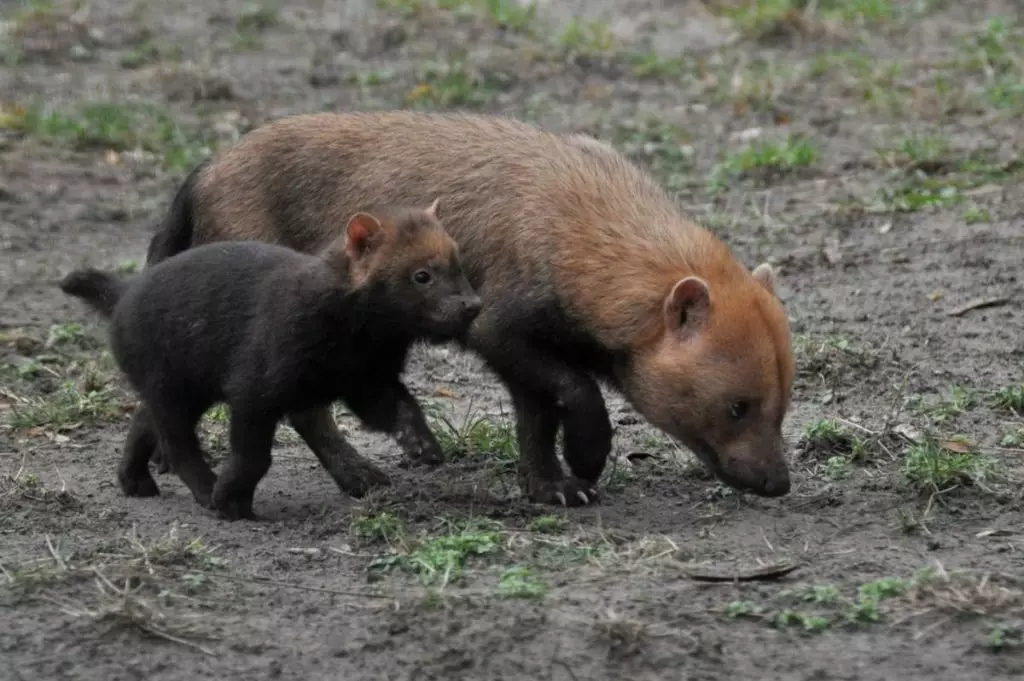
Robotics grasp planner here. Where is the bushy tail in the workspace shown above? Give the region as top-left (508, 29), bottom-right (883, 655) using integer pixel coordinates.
top-left (145, 158), bottom-right (209, 265)
top-left (59, 269), bottom-right (128, 318)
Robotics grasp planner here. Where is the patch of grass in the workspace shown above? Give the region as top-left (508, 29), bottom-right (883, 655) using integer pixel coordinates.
top-left (629, 50), bottom-right (686, 79)
top-left (527, 515), bottom-right (567, 534)
top-left (879, 134), bottom-right (951, 168)
top-left (912, 384), bottom-right (977, 423)
top-left (406, 57), bottom-right (509, 108)
top-left (351, 511), bottom-right (406, 546)
top-left (45, 322), bottom-right (94, 350)
top-left (6, 100), bottom-right (213, 172)
top-left (794, 333), bottom-right (880, 387)
top-left (800, 419), bottom-right (867, 460)
top-left (231, 1), bottom-right (280, 50)
top-left (902, 438), bottom-right (1003, 494)
top-left (876, 173), bottom-right (963, 212)
top-left (478, 0), bottom-right (537, 32)
top-left (368, 519), bottom-right (503, 587)
top-left (962, 204), bottom-right (991, 224)
top-left (989, 384), bottom-right (1024, 415)
top-left (726, 570), bottom-right (933, 635)
top-left (346, 69), bottom-right (397, 87)
top-left (720, 0), bottom-right (894, 40)
top-left (8, 379), bottom-right (124, 432)
top-left (430, 409), bottom-right (518, 470)
top-left (708, 134), bottom-right (817, 189)
top-left (1000, 428), bottom-right (1024, 448)
top-left (557, 18), bottom-right (617, 58)
top-left (611, 119), bottom-right (693, 190)
top-left (498, 565), bottom-right (548, 599)
top-left (985, 623), bottom-right (1024, 651)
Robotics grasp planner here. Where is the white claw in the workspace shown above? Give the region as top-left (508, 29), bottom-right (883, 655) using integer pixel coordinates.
top-left (555, 492), bottom-right (568, 507)
top-left (576, 491), bottom-right (590, 505)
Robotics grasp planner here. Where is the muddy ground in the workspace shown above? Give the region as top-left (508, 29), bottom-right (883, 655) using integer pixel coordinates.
top-left (1, 0), bottom-right (1023, 679)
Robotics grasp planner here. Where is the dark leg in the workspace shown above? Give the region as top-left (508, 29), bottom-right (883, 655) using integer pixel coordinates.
top-left (211, 411), bottom-right (276, 521)
top-left (468, 318), bottom-right (609, 506)
top-left (145, 397), bottom-right (217, 510)
top-left (287, 407), bottom-right (391, 497)
top-left (558, 375), bottom-right (613, 484)
top-left (345, 380), bottom-right (445, 468)
top-left (117, 403), bottom-right (160, 497)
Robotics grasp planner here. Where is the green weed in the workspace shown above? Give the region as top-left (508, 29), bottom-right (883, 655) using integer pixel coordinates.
top-left (708, 134), bottom-right (817, 189)
top-left (498, 566), bottom-right (548, 599)
top-left (989, 384), bottom-right (1024, 415)
top-left (612, 119), bottom-right (693, 189)
top-left (406, 58), bottom-right (508, 108)
top-left (902, 439), bottom-right (1003, 494)
top-left (558, 18), bottom-right (616, 57)
top-left (962, 204), bottom-right (991, 224)
top-left (430, 409), bottom-right (518, 469)
top-left (368, 520), bottom-right (503, 587)
top-left (351, 511), bottom-right (406, 545)
top-left (8, 380), bottom-right (123, 431)
top-left (10, 100), bottom-right (213, 171)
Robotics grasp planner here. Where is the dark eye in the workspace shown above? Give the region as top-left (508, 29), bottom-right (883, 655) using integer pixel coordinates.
top-left (728, 401), bottom-right (749, 420)
top-left (413, 269), bottom-right (432, 285)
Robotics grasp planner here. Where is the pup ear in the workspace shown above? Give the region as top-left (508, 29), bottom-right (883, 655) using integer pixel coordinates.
top-left (663, 276), bottom-right (711, 337)
top-left (752, 262), bottom-right (775, 295)
top-left (345, 212), bottom-right (384, 260)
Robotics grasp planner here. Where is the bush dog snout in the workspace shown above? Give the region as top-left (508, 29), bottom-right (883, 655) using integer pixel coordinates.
top-left (60, 200), bottom-right (475, 520)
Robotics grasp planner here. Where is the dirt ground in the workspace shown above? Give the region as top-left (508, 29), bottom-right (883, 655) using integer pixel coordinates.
top-left (1, 0), bottom-right (1023, 679)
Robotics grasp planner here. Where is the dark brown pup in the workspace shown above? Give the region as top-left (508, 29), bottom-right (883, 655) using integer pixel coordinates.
top-left (143, 111), bottom-right (796, 507)
top-left (61, 202), bottom-right (481, 520)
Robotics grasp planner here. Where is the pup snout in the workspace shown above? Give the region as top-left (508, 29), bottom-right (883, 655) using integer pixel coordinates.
top-left (461, 295), bottom-right (483, 321)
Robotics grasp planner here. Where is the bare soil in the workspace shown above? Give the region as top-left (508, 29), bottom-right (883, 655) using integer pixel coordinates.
top-left (2, 1), bottom-right (1023, 680)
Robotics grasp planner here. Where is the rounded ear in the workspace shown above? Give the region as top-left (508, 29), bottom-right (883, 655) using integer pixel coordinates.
top-left (752, 263), bottom-right (775, 295)
top-left (663, 276), bottom-right (710, 336)
top-left (345, 212), bottom-right (383, 260)
top-left (425, 197), bottom-right (441, 220)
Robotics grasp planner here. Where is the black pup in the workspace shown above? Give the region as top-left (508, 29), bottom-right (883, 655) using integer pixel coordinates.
top-left (60, 199), bottom-right (481, 520)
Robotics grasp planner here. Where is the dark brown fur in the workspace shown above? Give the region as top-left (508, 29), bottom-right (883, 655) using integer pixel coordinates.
top-left (144, 111), bottom-right (796, 506)
top-left (63, 203), bottom-right (480, 520)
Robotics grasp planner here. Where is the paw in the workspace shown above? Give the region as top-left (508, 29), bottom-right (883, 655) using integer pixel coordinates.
top-left (398, 442), bottom-right (445, 468)
top-left (118, 469), bottom-right (160, 498)
top-left (211, 491), bottom-right (259, 521)
top-left (526, 477), bottom-right (600, 507)
top-left (337, 460), bottom-right (392, 498)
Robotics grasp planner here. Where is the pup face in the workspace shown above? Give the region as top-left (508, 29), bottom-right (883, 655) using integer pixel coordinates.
top-left (624, 265), bottom-right (794, 497)
top-left (343, 199), bottom-right (482, 340)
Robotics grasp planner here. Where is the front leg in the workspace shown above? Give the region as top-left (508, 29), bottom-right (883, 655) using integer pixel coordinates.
top-left (287, 406), bottom-right (391, 497)
top-left (345, 380), bottom-right (445, 468)
top-left (468, 319), bottom-right (611, 506)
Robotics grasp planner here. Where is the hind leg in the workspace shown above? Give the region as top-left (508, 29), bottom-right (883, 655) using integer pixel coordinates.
top-left (117, 403), bottom-right (160, 497)
top-left (145, 397), bottom-right (217, 510)
top-left (211, 410), bottom-right (276, 521)
top-left (288, 407), bottom-right (391, 498)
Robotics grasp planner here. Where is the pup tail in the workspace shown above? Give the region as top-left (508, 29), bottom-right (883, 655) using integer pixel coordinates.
top-left (145, 158), bottom-right (207, 265)
top-left (59, 269), bottom-right (128, 318)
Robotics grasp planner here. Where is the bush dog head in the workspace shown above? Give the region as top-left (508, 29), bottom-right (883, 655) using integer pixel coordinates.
top-left (334, 198), bottom-right (482, 340)
top-left (620, 261), bottom-right (793, 497)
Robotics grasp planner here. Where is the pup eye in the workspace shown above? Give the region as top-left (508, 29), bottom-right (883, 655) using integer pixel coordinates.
top-left (728, 401), bottom-right (749, 420)
top-left (413, 269), bottom-right (432, 285)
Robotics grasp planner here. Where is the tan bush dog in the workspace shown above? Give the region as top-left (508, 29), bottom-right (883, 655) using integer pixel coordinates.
top-left (60, 201), bottom-right (481, 520)
top-left (141, 111), bottom-right (795, 507)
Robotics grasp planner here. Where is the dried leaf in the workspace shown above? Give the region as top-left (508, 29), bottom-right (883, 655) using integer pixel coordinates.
top-left (678, 559), bottom-right (802, 582)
